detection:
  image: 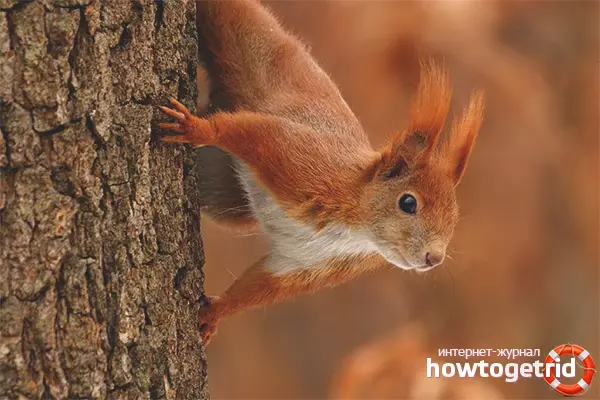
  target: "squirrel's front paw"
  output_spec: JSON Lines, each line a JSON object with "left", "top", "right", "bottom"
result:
{"left": 158, "top": 98, "right": 215, "bottom": 147}
{"left": 198, "top": 295, "right": 221, "bottom": 345}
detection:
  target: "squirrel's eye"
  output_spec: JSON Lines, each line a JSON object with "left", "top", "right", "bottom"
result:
{"left": 398, "top": 194, "right": 417, "bottom": 214}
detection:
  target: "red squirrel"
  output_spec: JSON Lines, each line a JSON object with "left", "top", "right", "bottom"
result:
{"left": 159, "top": 0, "right": 484, "bottom": 344}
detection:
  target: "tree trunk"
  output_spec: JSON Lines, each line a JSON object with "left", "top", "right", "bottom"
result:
{"left": 0, "top": 1, "right": 208, "bottom": 399}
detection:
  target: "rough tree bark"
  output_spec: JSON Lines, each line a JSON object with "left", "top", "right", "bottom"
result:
{"left": 0, "top": 0, "right": 208, "bottom": 398}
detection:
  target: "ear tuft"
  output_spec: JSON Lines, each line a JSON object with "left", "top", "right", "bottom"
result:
{"left": 446, "top": 89, "right": 485, "bottom": 186}
{"left": 374, "top": 60, "right": 453, "bottom": 180}
{"left": 406, "top": 59, "right": 452, "bottom": 154}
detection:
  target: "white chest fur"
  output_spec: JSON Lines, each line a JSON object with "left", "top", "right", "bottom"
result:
{"left": 235, "top": 164, "right": 378, "bottom": 274}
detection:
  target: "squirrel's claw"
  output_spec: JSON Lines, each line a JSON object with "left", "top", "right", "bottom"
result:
{"left": 159, "top": 135, "right": 190, "bottom": 144}
{"left": 159, "top": 105, "right": 185, "bottom": 121}
{"left": 158, "top": 122, "right": 184, "bottom": 133}
{"left": 169, "top": 98, "right": 192, "bottom": 117}
{"left": 200, "top": 323, "right": 218, "bottom": 345}
{"left": 158, "top": 101, "right": 214, "bottom": 147}
{"left": 198, "top": 296, "right": 221, "bottom": 345}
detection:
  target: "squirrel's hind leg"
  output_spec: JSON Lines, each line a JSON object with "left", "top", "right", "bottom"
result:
{"left": 198, "top": 254, "right": 383, "bottom": 344}
{"left": 195, "top": 147, "right": 258, "bottom": 232}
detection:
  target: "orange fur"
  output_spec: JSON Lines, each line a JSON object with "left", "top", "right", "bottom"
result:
{"left": 157, "top": 0, "right": 485, "bottom": 343}
{"left": 408, "top": 61, "right": 453, "bottom": 146}
{"left": 377, "top": 61, "right": 452, "bottom": 177}
{"left": 160, "top": 104, "right": 379, "bottom": 228}
{"left": 446, "top": 90, "right": 486, "bottom": 185}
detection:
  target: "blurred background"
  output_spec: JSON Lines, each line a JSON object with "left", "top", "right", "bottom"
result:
{"left": 198, "top": 1, "right": 599, "bottom": 399}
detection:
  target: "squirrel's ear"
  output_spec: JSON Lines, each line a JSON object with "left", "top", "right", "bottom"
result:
{"left": 398, "top": 60, "right": 452, "bottom": 160}
{"left": 373, "top": 61, "right": 451, "bottom": 180}
{"left": 372, "top": 61, "right": 451, "bottom": 180}
{"left": 371, "top": 148, "right": 409, "bottom": 180}
{"left": 445, "top": 90, "right": 485, "bottom": 186}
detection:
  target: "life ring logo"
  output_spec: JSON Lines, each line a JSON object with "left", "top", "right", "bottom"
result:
{"left": 544, "top": 344, "right": 596, "bottom": 396}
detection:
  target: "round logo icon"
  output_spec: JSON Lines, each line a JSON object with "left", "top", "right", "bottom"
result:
{"left": 544, "top": 344, "right": 595, "bottom": 396}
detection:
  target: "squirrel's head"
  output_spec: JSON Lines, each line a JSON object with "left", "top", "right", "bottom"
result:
{"left": 362, "top": 61, "right": 485, "bottom": 272}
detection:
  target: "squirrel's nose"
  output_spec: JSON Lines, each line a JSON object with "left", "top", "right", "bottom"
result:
{"left": 425, "top": 251, "right": 444, "bottom": 267}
